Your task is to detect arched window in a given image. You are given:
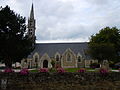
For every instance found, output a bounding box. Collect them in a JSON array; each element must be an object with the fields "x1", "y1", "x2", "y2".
[
  {"x1": 35, "y1": 56, "x2": 38, "y2": 62},
  {"x1": 67, "y1": 53, "x2": 72, "y2": 61},
  {"x1": 30, "y1": 23, "x2": 32, "y2": 26},
  {"x1": 90, "y1": 61, "x2": 93, "y2": 64},
  {"x1": 56, "y1": 55, "x2": 59, "y2": 61},
  {"x1": 35, "y1": 55, "x2": 38, "y2": 68},
  {"x1": 78, "y1": 56, "x2": 81, "y2": 62}
]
